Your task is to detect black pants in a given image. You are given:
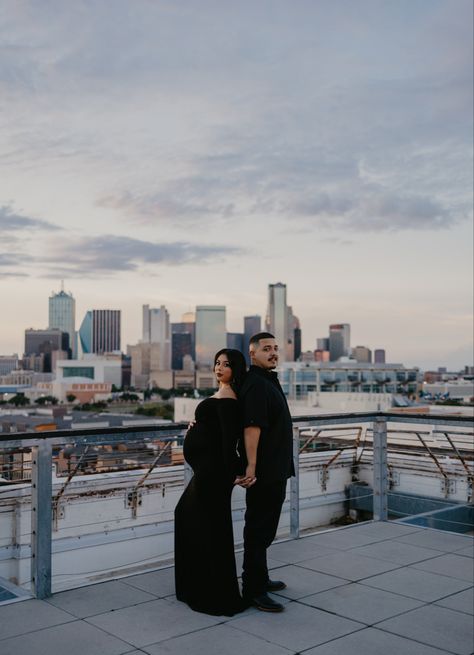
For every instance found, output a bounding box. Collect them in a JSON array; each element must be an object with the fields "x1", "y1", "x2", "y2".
[{"x1": 241, "y1": 479, "x2": 287, "y2": 597}]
